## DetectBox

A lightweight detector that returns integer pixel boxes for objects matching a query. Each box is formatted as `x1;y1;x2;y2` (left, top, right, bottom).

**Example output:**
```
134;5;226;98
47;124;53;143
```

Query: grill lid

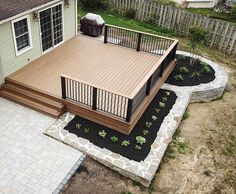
81;13;105;25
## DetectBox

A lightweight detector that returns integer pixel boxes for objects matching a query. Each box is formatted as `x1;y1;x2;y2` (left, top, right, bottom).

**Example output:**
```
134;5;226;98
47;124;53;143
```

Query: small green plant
174;74;184;81
84;128;90;133
162;97;168;102
176;54;185;60
155;108;161;113
191;72;201;80
182;111;189;121
179;66;189;73
121;140;130;146
165;91;170;96
124;8;136;19
200;62;211;74
152;115;157;121
142;130;149;136
99;130;107;138
75;123;82;129
111;136;118;142
146;121;153;128
159;101;165;108
135;145;142;150
136;136;146;145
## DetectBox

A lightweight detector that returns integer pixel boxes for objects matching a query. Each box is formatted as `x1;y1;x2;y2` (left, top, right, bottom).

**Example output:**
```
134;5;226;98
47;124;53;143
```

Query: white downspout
75;0;78;35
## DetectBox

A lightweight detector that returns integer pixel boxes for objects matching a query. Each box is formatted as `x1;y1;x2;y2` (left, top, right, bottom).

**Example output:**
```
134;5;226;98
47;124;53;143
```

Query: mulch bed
165;54;215;86
64;89;177;162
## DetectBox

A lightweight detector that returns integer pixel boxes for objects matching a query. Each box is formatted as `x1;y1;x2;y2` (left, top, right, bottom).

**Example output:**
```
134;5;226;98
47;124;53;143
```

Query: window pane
52;4;63;46
13;18;30;51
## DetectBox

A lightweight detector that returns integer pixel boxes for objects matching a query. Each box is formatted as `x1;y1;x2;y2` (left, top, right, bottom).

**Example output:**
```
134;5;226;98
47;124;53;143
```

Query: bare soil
62;62;236;194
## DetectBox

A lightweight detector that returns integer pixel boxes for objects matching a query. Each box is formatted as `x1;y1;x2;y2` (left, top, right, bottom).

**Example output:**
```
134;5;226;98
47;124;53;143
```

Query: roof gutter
0;0;61;25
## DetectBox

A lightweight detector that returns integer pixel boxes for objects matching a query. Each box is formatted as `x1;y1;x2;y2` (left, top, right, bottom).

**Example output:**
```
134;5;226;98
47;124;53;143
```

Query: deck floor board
9;36;160;98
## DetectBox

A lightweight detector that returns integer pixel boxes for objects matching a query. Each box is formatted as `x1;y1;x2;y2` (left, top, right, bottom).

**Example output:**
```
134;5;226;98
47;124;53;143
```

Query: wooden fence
107;0;236;56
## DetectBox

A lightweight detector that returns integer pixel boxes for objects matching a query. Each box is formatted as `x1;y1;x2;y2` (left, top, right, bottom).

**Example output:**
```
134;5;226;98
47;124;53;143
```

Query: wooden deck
1;26;178;134
9;36;160;98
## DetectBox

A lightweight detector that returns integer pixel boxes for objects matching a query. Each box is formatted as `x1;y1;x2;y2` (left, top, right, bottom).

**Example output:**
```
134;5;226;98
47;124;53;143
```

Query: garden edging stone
163;51;228;102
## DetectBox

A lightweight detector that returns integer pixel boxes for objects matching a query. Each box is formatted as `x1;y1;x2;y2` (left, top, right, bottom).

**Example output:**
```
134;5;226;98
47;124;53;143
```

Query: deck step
0;90;62;117
0;81;65;117
1;84;64;111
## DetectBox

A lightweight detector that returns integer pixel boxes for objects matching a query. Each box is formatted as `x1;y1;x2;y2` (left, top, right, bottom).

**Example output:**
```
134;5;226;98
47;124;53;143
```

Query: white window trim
38;2;64;54
11;15;33;57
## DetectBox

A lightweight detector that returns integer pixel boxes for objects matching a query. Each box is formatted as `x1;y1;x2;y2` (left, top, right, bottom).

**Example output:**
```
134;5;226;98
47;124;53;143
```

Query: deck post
146;75;152;95
126;99;133;122
92;87;97;110
61;76;66;99
104;25;108;44
136;33;142;51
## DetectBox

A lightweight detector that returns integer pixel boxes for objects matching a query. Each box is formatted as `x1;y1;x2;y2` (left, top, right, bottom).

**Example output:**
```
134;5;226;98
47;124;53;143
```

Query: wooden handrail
105;24;177;41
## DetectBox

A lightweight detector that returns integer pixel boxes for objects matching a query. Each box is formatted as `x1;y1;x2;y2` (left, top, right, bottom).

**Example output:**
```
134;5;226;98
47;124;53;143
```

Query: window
12;15;32;56
39;4;63;52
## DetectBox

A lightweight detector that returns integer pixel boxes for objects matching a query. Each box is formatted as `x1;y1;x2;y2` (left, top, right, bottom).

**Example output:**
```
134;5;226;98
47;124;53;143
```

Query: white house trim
11;15;33;57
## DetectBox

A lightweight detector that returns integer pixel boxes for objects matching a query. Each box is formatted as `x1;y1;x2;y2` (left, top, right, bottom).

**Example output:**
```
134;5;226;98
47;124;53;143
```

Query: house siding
0;0;76;80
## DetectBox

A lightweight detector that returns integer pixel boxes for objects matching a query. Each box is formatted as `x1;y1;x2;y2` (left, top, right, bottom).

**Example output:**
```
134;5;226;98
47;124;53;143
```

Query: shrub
142;130;149;136
121;140;130;146
159;101;166;108
136;136;146;145
145;14;156;24
76;123;82;129
111;136;118;142
188;26;209;65
125;8;136;19
174;74;184;81
155;108;161;113
135;145;142;150
152;115;158;121
99;130;107;138
165;91;171;96
179;66;189;73
146;121;153;128
84;128;90;133
80;0;108;10
190;72;201;80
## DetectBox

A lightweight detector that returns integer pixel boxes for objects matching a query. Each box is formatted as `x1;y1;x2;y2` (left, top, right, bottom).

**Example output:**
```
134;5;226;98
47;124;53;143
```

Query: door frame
38;2;65;55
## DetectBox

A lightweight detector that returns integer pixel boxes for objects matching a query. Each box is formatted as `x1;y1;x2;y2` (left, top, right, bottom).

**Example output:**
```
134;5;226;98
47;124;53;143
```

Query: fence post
92;87;97;110
61;76;66;99
146;75;152;95
104;25;108;44
136;33;142;51
126;99;133;122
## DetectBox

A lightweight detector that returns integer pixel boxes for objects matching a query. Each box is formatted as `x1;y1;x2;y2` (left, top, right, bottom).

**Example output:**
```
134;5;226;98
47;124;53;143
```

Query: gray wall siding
0;0;76;80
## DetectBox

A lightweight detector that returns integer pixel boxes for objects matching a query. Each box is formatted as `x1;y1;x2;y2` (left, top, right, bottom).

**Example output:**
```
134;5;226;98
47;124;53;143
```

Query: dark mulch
64;89;177;162
165;54;215;86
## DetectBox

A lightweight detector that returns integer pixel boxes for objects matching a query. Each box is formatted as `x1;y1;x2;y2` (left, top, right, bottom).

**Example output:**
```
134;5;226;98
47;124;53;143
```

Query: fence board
108;0;236;56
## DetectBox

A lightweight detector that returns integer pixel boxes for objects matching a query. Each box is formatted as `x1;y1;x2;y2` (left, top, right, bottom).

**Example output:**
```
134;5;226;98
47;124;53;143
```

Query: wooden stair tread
2;83;64;109
0;90;61;117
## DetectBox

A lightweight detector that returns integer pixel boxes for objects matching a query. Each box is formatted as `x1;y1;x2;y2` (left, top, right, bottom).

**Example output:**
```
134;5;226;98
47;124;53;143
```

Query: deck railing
61;25;178;122
61;75;131;120
104;24;174;55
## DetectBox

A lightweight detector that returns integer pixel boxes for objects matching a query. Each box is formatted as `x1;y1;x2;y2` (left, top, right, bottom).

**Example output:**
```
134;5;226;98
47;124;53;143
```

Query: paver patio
0;97;83;194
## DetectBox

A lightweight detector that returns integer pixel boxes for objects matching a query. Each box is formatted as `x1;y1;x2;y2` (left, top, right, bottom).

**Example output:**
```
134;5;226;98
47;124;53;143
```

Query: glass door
39;4;63;52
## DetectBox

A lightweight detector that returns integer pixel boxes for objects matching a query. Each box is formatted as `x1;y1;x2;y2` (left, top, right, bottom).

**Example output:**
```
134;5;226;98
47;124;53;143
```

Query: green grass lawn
78;7;176;37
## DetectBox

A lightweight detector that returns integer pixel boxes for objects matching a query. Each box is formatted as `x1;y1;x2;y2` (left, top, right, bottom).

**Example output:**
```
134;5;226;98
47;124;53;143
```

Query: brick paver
0;98;83;194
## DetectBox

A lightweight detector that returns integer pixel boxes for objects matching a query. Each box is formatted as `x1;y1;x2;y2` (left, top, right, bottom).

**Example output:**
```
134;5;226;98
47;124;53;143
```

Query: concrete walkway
0;98;83;194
